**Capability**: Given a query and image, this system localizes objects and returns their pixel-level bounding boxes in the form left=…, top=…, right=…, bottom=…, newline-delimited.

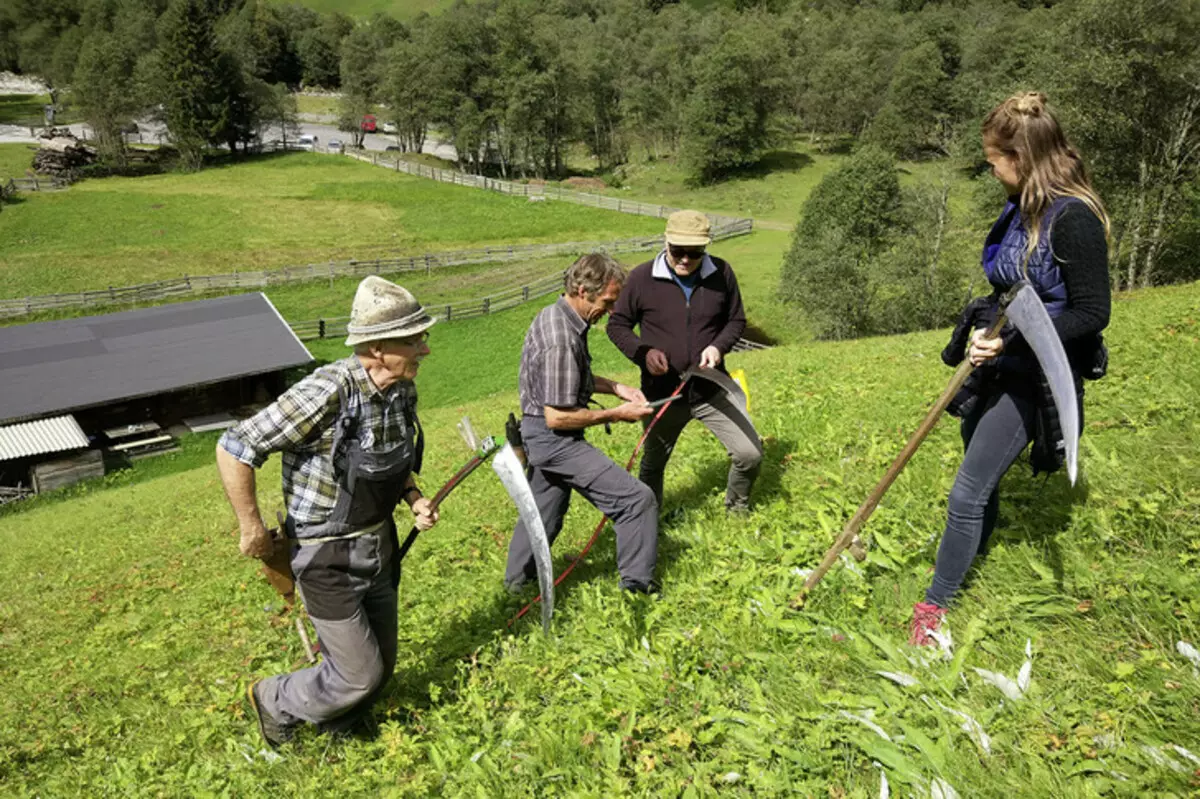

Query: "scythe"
left=794, top=280, right=1080, bottom=604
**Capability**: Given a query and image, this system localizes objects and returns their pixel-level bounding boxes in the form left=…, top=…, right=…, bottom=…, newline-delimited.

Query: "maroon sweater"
left=606, top=253, right=747, bottom=400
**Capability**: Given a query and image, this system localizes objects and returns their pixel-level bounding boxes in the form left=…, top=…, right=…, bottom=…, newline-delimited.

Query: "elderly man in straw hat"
left=608, top=209, right=763, bottom=514
left=217, top=275, right=439, bottom=747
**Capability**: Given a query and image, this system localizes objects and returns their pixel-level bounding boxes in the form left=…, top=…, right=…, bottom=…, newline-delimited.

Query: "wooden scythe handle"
left=795, top=312, right=1008, bottom=603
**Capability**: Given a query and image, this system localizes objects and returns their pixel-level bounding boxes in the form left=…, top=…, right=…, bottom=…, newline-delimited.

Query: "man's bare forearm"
left=216, top=445, right=265, bottom=533
left=543, top=405, right=620, bottom=430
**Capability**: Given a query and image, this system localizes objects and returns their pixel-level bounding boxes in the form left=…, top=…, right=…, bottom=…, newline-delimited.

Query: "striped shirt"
left=219, top=356, right=419, bottom=525
left=518, top=296, right=595, bottom=416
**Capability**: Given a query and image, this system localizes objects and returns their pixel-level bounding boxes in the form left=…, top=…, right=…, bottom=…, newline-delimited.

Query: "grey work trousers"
left=505, top=417, right=658, bottom=590
left=256, top=529, right=399, bottom=732
left=639, top=388, right=763, bottom=511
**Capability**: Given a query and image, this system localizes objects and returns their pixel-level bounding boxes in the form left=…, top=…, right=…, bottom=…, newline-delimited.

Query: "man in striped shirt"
left=505, top=254, right=661, bottom=595
left=217, top=275, right=438, bottom=747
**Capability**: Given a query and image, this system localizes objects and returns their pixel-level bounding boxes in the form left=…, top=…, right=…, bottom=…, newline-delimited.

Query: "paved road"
left=0, top=118, right=458, bottom=161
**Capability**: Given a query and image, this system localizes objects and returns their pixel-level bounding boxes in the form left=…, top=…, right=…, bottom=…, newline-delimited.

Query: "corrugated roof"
left=0, top=293, right=312, bottom=425
left=0, top=415, right=89, bottom=461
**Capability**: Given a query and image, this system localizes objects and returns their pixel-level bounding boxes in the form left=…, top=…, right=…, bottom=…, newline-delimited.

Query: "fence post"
left=425, top=254, right=432, bottom=275
left=523, top=285, right=529, bottom=301
left=109, top=286, right=115, bottom=300
left=482, top=297, right=490, bottom=314
left=445, top=304, right=452, bottom=321
left=319, top=319, right=326, bottom=339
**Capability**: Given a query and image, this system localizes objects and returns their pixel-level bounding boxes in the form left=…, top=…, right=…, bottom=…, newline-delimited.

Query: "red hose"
left=509, top=377, right=690, bottom=626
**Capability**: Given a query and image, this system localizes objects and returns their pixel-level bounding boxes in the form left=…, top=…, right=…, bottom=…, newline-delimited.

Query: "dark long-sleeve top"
left=995, top=201, right=1111, bottom=376
left=606, top=253, right=747, bottom=400
left=1046, top=202, right=1110, bottom=343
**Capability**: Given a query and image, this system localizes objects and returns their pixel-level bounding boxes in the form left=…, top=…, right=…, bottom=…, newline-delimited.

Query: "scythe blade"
left=684, top=366, right=755, bottom=439
left=492, top=443, right=555, bottom=632
left=1003, top=281, right=1080, bottom=484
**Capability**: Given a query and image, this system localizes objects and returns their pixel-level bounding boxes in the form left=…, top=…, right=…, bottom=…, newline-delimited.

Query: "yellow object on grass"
left=729, top=368, right=751, bottom=413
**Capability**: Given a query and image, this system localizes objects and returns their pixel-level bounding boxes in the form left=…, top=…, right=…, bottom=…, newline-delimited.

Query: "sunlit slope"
left=1, top=282, right=1196, bottom=795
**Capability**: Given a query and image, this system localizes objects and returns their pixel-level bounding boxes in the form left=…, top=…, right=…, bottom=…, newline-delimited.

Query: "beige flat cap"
left=344, top=275, right=435, bottom=347
left=663, top=209, right=712, bottom=247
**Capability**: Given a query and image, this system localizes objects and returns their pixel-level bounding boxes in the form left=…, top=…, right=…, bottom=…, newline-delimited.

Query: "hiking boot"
left=247, top=680, right=293, bottom=748
left=908, top=601, right=947, bottom=647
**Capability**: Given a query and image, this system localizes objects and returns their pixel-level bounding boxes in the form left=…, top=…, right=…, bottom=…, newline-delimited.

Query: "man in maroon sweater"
left=607, top=210, right=763, bottom=513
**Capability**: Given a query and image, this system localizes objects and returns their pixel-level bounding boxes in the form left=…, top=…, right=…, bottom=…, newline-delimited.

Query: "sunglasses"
left=395, top=331, right=430, bottom=347
left=668, top=245, right=706, bottom=261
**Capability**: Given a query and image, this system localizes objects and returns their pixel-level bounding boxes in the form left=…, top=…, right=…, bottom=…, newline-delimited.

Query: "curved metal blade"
left=492, top=443, right=554, bottom=632
left=685, top=366, right=751, bottom=426
left=1004, top=282, right=1079, bottom=484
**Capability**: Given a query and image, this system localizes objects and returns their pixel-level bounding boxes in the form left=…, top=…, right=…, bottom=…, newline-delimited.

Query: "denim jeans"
left=924, top=389, right=1037, bottom=608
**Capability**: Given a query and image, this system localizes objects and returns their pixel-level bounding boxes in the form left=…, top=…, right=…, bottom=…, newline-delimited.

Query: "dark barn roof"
left=0, top=294, right=312, bottom=425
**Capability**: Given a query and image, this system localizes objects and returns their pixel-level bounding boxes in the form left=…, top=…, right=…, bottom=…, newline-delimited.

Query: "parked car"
left=361, top=114, right=377, bottom=133
left=297, top=134, right=318, bottom=151
left=384, top=145, right=402, bottom=152
left=382, top=122, right=397, bottom=134
left=327, top=139, right=344, bottom=153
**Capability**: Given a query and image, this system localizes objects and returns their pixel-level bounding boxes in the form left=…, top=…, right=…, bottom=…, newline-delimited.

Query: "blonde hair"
left=982, top=92, right=1110, bottom=268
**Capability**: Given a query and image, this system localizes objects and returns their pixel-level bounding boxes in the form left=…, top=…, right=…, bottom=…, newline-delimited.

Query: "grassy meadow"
left=0, top=151, right=661, bottom=297
left=0, top=143, right=36, bottom=180
left=1, top=280, right=1198, bottom=796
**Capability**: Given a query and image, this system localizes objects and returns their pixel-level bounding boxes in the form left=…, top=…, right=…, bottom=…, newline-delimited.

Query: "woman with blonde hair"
left=909, top=92, right=1111, bottom=646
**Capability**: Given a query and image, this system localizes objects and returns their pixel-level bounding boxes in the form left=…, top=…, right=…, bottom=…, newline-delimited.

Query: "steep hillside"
left=1, top=282, right=1197, bottom=796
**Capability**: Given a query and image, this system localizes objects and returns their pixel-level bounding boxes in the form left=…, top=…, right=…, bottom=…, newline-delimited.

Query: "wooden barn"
left=0, top=293, right=312, bottom=497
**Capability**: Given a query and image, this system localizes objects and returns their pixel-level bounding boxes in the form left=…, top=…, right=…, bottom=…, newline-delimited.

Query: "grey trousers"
left=256, top=529, right=399, bottom=731
left=639, top=389, right=763, bottom=510
left=505, top=417, right=658, bottom=590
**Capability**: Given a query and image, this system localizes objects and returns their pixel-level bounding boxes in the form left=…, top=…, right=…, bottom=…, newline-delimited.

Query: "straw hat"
left=663, top=209, right=712, bottom=247
left=344, top=275, right=435, bottom=347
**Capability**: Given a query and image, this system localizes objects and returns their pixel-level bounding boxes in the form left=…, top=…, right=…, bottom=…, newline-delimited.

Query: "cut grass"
left=0, top=151, right=662, bottom=297
left=1, top=281, right=1196, bottom=795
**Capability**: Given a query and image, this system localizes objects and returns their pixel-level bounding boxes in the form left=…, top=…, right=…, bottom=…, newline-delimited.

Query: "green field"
left=0, top=142, right=35, bottom=181
left=571, top=141, right=974, bottom=229
left=0, top=152, right=662, bottom=297
left=2, top=279, right=1197, bottom=795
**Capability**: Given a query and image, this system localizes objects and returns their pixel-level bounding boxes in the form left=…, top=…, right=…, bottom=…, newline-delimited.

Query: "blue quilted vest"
left=982, top=197, right=1077, bottom=318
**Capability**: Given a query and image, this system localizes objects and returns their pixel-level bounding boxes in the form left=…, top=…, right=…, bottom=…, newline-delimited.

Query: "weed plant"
left=1, top=282, right=1196, bottom=795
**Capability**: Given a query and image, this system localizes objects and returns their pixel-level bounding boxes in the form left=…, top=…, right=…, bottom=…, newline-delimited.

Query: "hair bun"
left=1013, top=92, right=1047, bottom=116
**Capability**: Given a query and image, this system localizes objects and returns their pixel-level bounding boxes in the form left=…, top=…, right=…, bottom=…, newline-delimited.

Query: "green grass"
left=0, top=93, right=50, bottom=126
left=0, top=143, right=35, bottom=180
left=0, top=152, right=661, bottom=297
left=575, top=140, right=978, bottom=231
left=2, top=281, right=1197, bottom=796
left=581, top=144, right=843, bottom=227
left=0, top=92, right=83, bottom=127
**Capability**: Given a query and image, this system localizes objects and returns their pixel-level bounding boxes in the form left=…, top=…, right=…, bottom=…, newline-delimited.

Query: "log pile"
left=33, top=129, right=96, bottom=178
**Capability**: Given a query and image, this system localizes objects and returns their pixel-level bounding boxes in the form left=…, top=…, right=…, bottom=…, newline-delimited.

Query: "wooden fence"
left=344, top=149, right=753, bottom=232
left=0, top=221, right=754, bottom=320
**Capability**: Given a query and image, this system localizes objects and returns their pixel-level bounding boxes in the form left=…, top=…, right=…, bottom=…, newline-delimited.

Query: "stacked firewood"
left=33, top=129, right=96, bottom=177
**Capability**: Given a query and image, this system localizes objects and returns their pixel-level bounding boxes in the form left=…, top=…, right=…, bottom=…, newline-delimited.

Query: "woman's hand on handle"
left=968, top=327, right=1005, bottom=366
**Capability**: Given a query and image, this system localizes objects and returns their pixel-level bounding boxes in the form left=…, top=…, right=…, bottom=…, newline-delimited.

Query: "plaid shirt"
left=219, top=356, right=420, bottom=525
left=519, top=296, right=595, bottom=416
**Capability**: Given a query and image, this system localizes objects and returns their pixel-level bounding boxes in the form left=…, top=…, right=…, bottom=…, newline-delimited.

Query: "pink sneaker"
left=908, top=602, right=947, bottom=647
